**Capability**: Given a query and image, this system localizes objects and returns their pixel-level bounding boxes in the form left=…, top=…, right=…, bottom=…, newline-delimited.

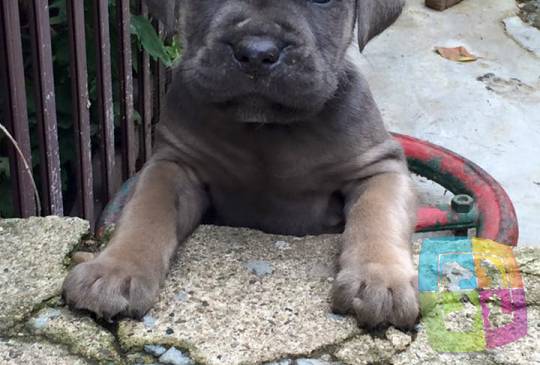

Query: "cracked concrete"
left=0, top=217, right=89, bottom=333
left=1, top=218, right=539, bottom=364
left=26, top=307, right=122, bottom=363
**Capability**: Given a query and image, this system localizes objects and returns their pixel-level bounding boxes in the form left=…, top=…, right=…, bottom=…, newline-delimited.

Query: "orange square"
left=472, top=238, right=523, bottom=289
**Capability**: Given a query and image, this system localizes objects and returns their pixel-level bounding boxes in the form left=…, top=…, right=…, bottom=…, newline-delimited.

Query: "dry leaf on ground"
left=435, top=46, right=478, bottom=62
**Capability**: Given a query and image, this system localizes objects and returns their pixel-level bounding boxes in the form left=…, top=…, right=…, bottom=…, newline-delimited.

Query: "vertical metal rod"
left=29, top=0, right=64, bottom=216
left=0, top=0, right=36, bottom=217
left=139, top=2, right=153, bottom=162
left=67, top=0, right=94, bottom=226
left=153, top=20, right=166, bottom=128
left=117, top=0, right=136, bottom=179
left=93, top=0, right=115, bottom=203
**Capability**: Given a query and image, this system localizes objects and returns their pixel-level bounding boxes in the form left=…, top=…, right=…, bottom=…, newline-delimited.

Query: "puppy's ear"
left=143, top=0, right=180, bottom=31
left=356, top=0, right=405, bottom=51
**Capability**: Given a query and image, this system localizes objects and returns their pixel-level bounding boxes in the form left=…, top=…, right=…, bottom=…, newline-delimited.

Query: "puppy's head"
left=147, top=0, right=404, bottom=123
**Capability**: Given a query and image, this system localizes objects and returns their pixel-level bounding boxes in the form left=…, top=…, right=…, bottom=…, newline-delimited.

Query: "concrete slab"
left=1, top=218, right=539, bottom=364
left=349, top=0, right=540, bottom=245
left=0, top=216, right=89, bottom=333
left=117, top=225, right=361, bottom=365
left=116, top=226, right=540, bottom=365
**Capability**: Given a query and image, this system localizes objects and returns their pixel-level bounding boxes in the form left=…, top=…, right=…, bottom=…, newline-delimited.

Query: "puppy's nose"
left=232, top=36, right=282, bottom=73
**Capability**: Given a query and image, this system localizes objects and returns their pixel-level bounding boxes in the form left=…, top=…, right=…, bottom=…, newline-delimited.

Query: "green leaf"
left=130, top=15, right=173, bottom=67
left=165, top=36, right=182, bottom=65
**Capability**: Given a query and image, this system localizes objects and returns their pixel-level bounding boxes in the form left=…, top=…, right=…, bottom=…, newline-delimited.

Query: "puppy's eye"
left=309, top=0, right=332, bottom=5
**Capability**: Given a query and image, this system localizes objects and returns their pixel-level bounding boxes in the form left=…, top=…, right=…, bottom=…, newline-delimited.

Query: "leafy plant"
left=0, top=0, right=181, bottom=217
left=131, top=15, right=181, bottom=67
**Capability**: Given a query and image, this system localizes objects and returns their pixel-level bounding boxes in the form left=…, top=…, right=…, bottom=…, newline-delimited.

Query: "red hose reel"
left=395, top=133, right=518, bottom=245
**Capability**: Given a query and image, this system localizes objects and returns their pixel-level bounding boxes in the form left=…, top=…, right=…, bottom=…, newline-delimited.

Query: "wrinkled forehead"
left=184, top=0, right=354, bottom=11
left=181, top=0, right=355, bottom=32
left=145, top=0, right=356, bottom=45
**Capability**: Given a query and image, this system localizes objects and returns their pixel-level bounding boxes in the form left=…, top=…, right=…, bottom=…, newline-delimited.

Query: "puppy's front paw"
left=332, top=263, right=418, bottom=330
left=62, top=257, right=159, bottom=320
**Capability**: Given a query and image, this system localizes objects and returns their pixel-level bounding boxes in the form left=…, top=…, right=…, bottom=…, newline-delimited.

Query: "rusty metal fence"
left=0, top=0, right=167, bottom=228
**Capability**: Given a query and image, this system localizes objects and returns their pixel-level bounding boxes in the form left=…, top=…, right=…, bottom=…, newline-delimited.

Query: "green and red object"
left=98, top=134, right=519, bottom=245
left=396, top=134, right=518, bottom=245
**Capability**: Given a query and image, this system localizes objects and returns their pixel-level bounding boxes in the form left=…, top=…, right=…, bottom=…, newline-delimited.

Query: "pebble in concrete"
left=143, top=315, right=158, bottom=329
left=145, top=344, right=168, bottom=357
left=159, top=346, right=194, bottom=365
left=246, top=260, right=273, bottom=277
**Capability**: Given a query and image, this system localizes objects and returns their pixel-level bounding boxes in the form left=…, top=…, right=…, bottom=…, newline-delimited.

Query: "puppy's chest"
left=198, top=128, right=350, bottom=190
left=199, top=136, right=348, bottom=235
left=188, top=127, right=355, bottom=235
left=203, top=144, right=338, bottom=192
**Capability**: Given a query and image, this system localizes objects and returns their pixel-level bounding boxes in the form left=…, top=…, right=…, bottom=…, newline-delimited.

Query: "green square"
left=420, top=291, right=486, bottom=352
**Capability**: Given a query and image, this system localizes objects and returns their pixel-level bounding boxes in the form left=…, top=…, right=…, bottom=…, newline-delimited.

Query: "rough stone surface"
left=390, top=304, right=540, bottom=365
left=1, top=219, right=540, bottom=365
left=116, top=225, right=539, bottom=365
left=26, top=307, right=122, bottom=363
left=0, top=217, right=89, bottom=333
left=118, top=226, right=360, bottom=365
left=335, top=333, right=401, bottom=365
left=0, top=338, right=89, bottom=365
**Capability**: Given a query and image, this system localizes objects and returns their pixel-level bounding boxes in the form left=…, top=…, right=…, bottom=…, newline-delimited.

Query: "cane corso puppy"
left=63, top=0, right=418, bottom=329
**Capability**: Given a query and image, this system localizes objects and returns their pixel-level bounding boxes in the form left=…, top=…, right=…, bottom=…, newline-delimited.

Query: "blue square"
left=419, top=237, right=478, bottom=292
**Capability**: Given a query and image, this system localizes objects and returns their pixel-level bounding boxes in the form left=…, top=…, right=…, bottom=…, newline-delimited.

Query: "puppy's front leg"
left=332, top=172, right=418, bottom=329
left=63, top=161, right=206, bottom=319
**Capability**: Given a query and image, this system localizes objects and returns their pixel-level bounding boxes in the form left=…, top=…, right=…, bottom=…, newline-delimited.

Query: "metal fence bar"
left=117, top=0, right=136, bottom=180
left=1, top=1, right=167, bottom=220
left=153, top=20, right=166, bottom=127
left=93, top=0, right=116, bottom=203
left=67, top=0, right=94, bottom=225
left=29, top=0, right=63, bottom=216
left=139, top=3, right=153, bottom=163
left=0, top=0, right=36, bottom=217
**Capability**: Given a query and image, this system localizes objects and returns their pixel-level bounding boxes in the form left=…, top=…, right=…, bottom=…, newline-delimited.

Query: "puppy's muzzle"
left=229, top=36, right=287, bottom=76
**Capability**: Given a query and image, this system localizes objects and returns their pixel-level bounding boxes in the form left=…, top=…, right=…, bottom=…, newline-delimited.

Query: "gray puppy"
left=63, top=0, right=418, bottom=329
